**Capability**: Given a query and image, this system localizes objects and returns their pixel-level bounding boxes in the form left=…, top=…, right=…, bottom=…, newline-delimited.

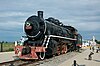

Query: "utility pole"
left=0, top=41, right=4, bottom=52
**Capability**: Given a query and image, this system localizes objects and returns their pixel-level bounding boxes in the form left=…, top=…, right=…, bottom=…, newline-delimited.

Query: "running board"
left=49, top=35, right=77, bottom=41
left=42, top=35, right=77, bottom=48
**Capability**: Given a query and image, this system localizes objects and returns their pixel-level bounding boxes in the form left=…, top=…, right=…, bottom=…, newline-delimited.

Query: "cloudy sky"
left=0, top=0, right=100, bottom=42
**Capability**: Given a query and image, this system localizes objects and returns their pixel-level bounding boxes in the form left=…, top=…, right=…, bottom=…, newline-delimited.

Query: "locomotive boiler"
left=15, top=11, right=82, bottom=60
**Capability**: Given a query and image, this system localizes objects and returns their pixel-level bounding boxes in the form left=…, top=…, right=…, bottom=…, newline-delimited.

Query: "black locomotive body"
left=15, top=11, right=82, bottom=60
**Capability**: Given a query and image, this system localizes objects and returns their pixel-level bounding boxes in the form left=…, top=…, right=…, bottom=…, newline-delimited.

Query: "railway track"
left=0, top=59, right=39, bottom=66
left=0, top=58, right=51, bottom=66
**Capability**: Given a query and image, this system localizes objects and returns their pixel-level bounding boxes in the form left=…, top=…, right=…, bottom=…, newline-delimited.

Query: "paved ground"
left=0, top=51, right=15, bottom=63
left=0, top=48, right=100, bottom=66
left=59, top=48, right=100, bottom=66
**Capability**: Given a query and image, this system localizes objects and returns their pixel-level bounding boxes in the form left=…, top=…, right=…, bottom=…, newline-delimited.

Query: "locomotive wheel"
left=62, top=45, right=67, bottom=54
left=45, top=48, right=53, bottom=58
left=56, top=46, right=60, bottom=56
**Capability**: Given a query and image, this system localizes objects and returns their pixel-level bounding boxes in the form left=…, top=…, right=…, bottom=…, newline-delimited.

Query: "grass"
left=0, top=42, right=15, bottom=52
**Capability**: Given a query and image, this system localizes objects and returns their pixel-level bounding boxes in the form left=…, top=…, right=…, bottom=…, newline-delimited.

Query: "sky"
left=0, top=0, right=100, bottom=42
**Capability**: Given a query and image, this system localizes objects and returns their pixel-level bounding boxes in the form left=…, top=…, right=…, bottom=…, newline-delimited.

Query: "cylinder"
left=37, top=11, right=43, bottom=18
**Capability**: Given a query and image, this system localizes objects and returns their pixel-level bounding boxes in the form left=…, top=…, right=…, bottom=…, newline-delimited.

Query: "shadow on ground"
left=78, top=65, right=85, bottom=66
left=93, top=59, right=100, bottom=62
left=72, top=64, right=85, bottom=66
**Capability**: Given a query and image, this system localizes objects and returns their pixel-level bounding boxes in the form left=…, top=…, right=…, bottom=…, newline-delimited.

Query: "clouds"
left=0, top=12, right=30, bottom=17
left=0, top=20, right=24, bottom=41
left=0, top=0, right=100, bottom=41
left=67, top=22, right=100, bottom=31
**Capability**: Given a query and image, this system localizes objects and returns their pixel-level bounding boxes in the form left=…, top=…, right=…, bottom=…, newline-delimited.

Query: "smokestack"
left=37, top=11, right=43, bottom=18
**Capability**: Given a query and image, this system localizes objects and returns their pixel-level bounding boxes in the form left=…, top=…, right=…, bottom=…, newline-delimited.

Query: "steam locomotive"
left=15, top=11, right=82, bottom=60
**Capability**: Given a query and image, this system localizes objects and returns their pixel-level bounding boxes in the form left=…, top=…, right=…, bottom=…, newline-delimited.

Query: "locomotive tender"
left=15, top=11, right=82, bottom=60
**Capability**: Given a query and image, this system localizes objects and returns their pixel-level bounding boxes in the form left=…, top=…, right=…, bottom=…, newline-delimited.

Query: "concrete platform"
left=0, top=51, right=15, bottom=63
left=59, top=48, right=100, bottom=66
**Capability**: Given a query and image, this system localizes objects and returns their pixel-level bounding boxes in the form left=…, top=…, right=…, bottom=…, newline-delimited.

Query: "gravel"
left=35, top=49, right=86, bottom=66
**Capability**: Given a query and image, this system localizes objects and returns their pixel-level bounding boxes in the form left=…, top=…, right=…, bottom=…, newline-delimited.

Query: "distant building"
left=82, top=40, right=90, bottom=47
left=82, top=36, right=97, bottom=47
